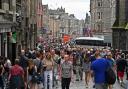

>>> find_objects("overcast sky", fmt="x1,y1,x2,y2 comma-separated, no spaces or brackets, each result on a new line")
42,0,90,20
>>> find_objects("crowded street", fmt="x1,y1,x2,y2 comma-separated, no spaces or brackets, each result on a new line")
1,46,128,89
1,0,128,89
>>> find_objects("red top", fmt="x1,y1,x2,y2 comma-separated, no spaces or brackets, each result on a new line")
10,65,24,76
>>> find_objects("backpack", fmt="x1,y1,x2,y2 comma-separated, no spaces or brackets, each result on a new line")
105,62,116,84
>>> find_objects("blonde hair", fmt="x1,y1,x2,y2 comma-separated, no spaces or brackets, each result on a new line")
46,52,52,61
28,59,34,68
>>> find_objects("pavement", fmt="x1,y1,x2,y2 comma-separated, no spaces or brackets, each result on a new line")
36,73,127,89
55,80,126,89
55,76,127,89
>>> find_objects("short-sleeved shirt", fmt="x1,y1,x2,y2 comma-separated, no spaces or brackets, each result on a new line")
91,58,109,84
116,59,127,71
61,61,73,78
10,65,24,76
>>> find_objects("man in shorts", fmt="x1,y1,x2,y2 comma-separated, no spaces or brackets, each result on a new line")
116,54,127,85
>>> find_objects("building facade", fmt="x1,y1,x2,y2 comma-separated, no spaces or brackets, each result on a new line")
42,5,49,34
0,0,17,62
15,0,38,58
37,0,43,35
42,6,84,42
29,0,37,49
90,0,116,43
48,7,84,39
19,0,37,50
112,0,128,50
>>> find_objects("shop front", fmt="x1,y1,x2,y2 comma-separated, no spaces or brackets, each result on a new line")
0,21,16,64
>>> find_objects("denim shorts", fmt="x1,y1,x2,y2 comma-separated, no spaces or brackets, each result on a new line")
28,75,32,82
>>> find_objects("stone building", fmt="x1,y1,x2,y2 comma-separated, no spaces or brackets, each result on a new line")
49,16,60,39
14,0,38,58
90,0,116,43
37,0,43,36
48,7,66,38
42,6,84,42
0,0,17,61
17,0,37,50
48,7,84,39
112,0,128,50
42,5,49,35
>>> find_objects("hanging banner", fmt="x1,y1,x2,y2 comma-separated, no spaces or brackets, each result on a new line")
63,35,70,43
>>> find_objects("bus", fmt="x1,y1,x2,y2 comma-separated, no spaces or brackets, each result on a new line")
73,37,111,48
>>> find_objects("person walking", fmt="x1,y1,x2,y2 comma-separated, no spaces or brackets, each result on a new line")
19,50,28,84
106,52,116,89
8,59,25,89
43,52,54,89
73,53,81,81
50,49,59,87
91,51,109,89
27,59,37,89
60,54,73,89
116,54,127,86
83,51,91,88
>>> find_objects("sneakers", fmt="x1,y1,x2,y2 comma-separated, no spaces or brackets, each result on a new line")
120,81,124,87
85,84,89,88
86,85,89,88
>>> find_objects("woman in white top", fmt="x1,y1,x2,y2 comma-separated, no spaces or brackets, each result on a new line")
43,52,54,89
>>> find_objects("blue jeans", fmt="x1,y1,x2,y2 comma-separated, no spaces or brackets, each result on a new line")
44,70,53,89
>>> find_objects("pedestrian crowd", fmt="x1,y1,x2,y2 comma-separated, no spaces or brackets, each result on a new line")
0,45,128,89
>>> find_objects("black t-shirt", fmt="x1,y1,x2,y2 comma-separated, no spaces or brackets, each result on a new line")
116,59,127,71
28,67,35,75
